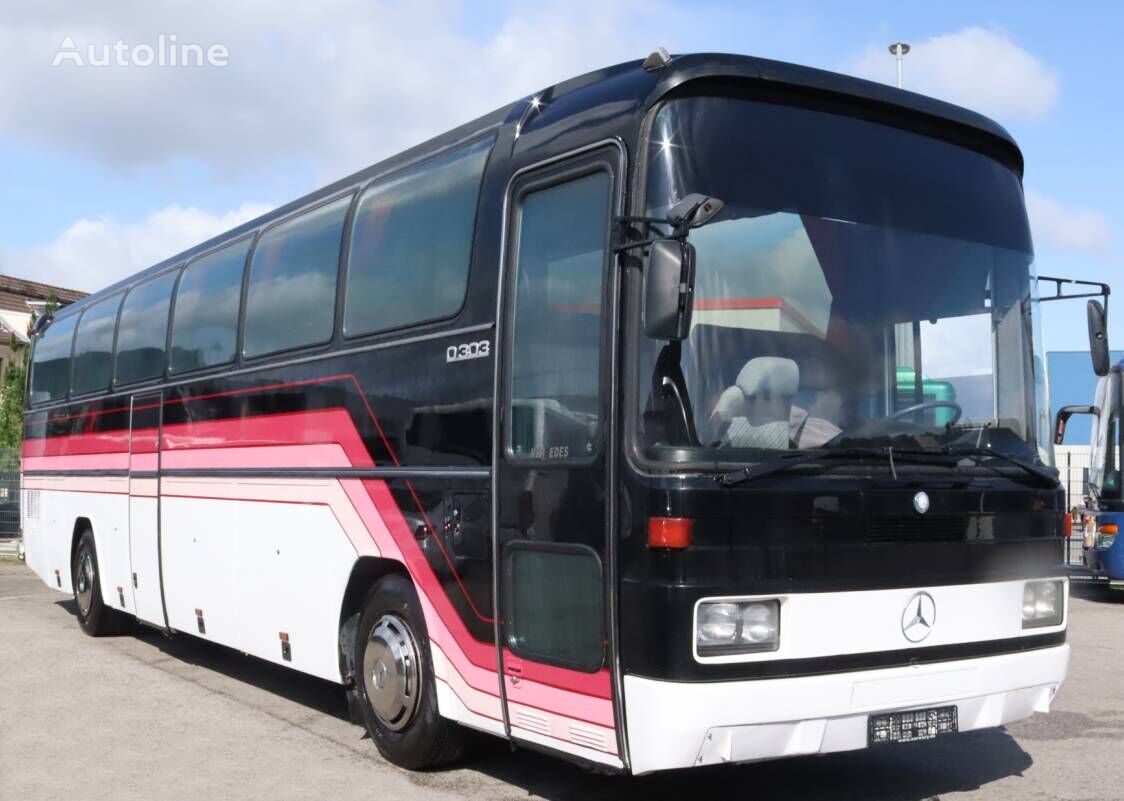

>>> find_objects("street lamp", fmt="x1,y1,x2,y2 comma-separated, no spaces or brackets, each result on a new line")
888,42,910,89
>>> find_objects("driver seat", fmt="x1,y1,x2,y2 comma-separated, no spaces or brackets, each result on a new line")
711,357,801,449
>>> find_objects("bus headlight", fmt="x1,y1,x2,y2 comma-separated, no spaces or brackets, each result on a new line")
1095,523,1118,550
1021,580,1064,629
696,599,780,655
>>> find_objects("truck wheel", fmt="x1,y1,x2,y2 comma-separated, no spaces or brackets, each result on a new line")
72,529,123,636
354,574,467,769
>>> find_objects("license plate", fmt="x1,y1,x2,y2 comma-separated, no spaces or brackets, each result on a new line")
868,706,958,745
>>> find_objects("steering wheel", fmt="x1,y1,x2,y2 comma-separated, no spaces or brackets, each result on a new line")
888,400,962,426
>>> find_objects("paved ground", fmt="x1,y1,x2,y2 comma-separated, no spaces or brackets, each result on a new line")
1,560,1121,801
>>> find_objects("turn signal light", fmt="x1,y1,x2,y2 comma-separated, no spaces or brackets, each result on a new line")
1100,524,1119,535
648,517,692,549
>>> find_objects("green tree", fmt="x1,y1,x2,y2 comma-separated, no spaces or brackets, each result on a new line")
0,292,59,450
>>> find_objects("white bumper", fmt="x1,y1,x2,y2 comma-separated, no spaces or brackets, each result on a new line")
624,644,1069,774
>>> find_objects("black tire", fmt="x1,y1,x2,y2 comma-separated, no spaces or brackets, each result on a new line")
72,529,124,636
354,574,467,769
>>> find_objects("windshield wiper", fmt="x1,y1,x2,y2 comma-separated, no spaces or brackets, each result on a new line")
943,446,1059,488
716,446,951,487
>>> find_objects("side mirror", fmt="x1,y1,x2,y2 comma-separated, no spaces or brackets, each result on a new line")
1054,404,1099,445
643,239,695,341
31,313,53,336
1088,299,1111,376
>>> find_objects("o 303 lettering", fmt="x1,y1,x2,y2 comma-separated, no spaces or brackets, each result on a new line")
446,340,491,362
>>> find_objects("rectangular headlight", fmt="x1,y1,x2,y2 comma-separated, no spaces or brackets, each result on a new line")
1021,580,1064,629
696,599,780,656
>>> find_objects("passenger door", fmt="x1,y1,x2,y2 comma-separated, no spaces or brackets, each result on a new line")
128,391,166,627
495,147,622,762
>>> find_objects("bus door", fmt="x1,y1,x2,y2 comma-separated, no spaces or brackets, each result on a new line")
128,391,167,628
495,146,622,759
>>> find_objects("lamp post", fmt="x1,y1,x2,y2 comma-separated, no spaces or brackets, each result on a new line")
888,42,911,89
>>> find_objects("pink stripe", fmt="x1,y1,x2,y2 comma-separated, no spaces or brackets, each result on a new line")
162,409,373,469
130,453,158,472
129,478,158,497
504,675,615,728
25,453,129,472
161,443,349,470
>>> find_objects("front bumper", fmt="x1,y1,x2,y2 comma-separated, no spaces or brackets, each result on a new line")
624,643,1069,774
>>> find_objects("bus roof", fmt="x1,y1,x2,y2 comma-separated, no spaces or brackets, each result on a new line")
51,51,1023,322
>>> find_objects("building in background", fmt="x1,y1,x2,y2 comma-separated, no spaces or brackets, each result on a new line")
0,275,85,540
0,275,86,381
1048,349,1124,510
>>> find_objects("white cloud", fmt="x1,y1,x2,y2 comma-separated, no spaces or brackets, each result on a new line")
1026,188,1112,254
0,1,687,293
2,203,272,291
851,27,1059,122
0,0,682,178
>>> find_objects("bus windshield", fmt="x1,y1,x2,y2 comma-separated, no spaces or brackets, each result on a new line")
638,94,1049,465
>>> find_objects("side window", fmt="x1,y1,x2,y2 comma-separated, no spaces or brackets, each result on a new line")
29,314,78,404
243,196,350,358
504,543,604,671
71,295,123,396
344,137,491,336
508,171,611,460
170,239,250,373
115,270,178,385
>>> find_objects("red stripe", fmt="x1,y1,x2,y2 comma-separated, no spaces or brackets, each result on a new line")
22,376,620,700
504,648,611,699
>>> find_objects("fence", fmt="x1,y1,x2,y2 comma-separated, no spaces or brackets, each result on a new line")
1056,447,1093,568
0,448,19,538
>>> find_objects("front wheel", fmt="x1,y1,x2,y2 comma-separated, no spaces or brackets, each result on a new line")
72,529,124,636
354,574,467,769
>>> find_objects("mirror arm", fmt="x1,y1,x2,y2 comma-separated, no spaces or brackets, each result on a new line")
612,215,690,254
1036,275,1110,311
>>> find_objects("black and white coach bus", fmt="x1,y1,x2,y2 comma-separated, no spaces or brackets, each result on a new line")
22,50,1077,774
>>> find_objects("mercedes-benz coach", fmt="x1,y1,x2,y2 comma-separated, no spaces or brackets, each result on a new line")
22,51,1075,774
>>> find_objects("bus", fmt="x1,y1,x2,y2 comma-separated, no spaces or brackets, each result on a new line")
1056,358,1123,585
20,50,1083,775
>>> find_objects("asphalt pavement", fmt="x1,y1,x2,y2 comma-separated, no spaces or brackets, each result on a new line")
1,560,1121,801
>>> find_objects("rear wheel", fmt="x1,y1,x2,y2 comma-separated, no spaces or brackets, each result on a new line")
72,529,123,636
354,574,467,769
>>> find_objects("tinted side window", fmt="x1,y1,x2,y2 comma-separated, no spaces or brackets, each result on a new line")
504,544,604,671
115,271,178,385
170,240,250,373
508,171,610,460
71,295,123,395
344,137,491,336
29,314,78,404
244,196,350,358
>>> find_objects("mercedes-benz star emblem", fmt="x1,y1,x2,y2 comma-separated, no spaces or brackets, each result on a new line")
913,491,930,515
901,591,937,643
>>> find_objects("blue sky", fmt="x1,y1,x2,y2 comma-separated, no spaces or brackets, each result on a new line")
0,1,1118,354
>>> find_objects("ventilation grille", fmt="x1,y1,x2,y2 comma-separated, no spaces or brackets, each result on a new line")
25,490,40,521
867,515,969,543
513,708,552,737
568,723,608,751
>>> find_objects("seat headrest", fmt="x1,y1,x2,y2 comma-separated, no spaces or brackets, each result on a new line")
736,357,800,398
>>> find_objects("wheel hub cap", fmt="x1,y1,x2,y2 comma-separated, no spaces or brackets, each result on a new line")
76,550,95,615
362,615,421,731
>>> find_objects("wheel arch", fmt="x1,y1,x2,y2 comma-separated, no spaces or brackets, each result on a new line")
69,516,93,579
338,556,412,686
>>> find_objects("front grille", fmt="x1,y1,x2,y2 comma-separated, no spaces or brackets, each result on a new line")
867,515,969,543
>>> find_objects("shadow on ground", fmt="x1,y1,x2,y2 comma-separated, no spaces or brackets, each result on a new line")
56,598,1033,801
1071,583,1124,604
